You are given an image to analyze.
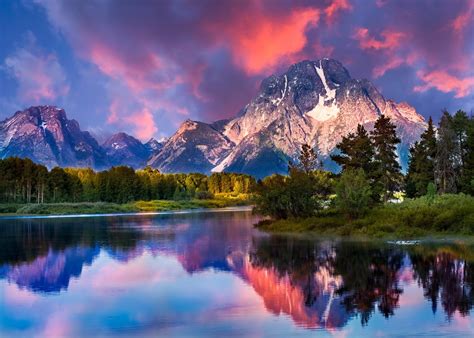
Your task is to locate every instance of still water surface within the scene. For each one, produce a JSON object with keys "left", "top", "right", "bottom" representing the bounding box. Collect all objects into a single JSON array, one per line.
[{"left": 1, "top": 207, "right": 473, "bottom": 337}]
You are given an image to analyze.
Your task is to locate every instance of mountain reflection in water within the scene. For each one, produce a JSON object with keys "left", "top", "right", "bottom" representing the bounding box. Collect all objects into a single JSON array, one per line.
[{"left": 1, "top": 209, "right": 474, "bottom": 336}]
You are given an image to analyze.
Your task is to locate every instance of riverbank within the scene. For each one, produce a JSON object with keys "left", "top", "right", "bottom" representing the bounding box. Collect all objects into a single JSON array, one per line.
[
  {"left": 256, "top": 194, "right": 474, "bottom": 238},
  {"left": 0, "top": 194, "right": 253, "bottom": 216}
]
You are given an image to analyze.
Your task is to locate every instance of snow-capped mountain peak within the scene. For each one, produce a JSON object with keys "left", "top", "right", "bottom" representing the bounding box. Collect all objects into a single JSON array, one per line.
[{"left": 0, "top": 59, "right": 427, "bottom": 178}]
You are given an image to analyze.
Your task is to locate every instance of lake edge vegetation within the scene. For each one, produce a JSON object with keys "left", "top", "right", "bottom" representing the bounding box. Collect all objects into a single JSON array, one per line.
[
  {"left": 255, "top": 110, "right": 474, "bottom": 238},
  {"left": 1, "top": 110, "right": 473, "bottom": 231},
  {"left": 0, "top": 161, "right": 256, "bottom": 215}
]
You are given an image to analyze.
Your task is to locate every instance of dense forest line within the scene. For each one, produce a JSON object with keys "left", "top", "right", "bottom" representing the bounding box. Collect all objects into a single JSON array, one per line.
[
  {"left": 255, "top": 110, "right": 474, "bottom": 230},
  {"left": 0, "top": 159, "right": 256, "bottom": 204}
]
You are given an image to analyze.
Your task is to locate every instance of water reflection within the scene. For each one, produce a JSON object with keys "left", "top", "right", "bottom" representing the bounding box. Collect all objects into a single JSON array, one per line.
[
  {"left": 1, "top": 210, "right": 474, "bottom": 336},
  {"left": 411, "top": 246, "right": 474, "bottom": 318}
]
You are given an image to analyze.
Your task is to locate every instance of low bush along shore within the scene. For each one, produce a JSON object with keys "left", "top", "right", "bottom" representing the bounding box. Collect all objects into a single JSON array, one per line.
[
  {"left": 0, "top": 194, "right": 253, "bottom": 216},
  {"left": 256, "top": 194, "right": 474, "bottom": 238}
]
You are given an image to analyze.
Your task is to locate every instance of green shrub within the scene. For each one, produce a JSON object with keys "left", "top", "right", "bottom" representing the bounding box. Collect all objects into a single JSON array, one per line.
[
  {"left": 257, "top": 194, "right": 474, "bottom": 238},
  {"left": 254, "top": 169, "right": 333, "bottom": 219},
  {"left": 334, "top": 169, "right": 372, "bottom": 219}
]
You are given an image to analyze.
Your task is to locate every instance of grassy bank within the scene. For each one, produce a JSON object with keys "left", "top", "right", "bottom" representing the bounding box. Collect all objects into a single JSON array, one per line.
[
  {"left": 256, "top": 194, "right": 474, "bottom": 238},
  {"left": 0, "top": 193, "right": 253, "bottom": 216}
]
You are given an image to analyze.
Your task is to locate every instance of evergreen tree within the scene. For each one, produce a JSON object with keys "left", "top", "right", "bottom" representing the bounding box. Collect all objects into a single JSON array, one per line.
[
  {"left": 435, "top": 111, "right": 458, "bottom": 193},
  {"left": 452, "top": 110, "right": 469, "bottom": 169},
  {"left": 294, "top": 143, "right": 318, "bottom": 173},
  {"left": 405, "top": 117, "right": 437, "bottom": 197},
  {"left": 460, "top": 115, "right": 474, "bottom": 193},
  {"left": 371, "top": 115, "right": 402, "bottom": 202},
  {"left": 331, "top": 124, "right": 375, "bottom": 174}
]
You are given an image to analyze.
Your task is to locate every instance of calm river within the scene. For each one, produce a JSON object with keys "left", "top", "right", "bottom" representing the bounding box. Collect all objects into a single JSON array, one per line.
[{"left": 1, "top": 207, "right": 473, "bottom": 337}]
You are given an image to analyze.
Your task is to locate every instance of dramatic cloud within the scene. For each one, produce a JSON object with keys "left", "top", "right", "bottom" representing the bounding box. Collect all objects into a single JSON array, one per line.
[
  {"left": 206, "top": 7, "right": 320, "bottom": 75},
  {"left": 353, "top": 28, "right": 405, "bottom": 51},
  {"left": 372, "top": 56, "right": 404, "bottom": 78},
  {"left": 2, "top": 33, "right": 69, "bottom": 104},
  {"left": 325, "top": 0, "right": 352, "bottom": 25},
  {"left": 348, "top": 1, "right": 474, "bottom": 105},
  {"left": 124, "top": 108, "right": 159, "bottom": 141},
  {"left": 414, "top": 70, "right": 474, "bottom": 98},
  {"left": 452, "top": 0, "right": 474, "bottom": 33},
  {"left": 0, "top": 0, "right": 471, "bottom": 139}
]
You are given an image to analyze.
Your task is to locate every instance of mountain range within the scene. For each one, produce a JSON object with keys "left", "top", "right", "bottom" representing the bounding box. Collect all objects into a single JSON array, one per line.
[{"left": 0, "top": 59, "right": 427, "bottom": 177}]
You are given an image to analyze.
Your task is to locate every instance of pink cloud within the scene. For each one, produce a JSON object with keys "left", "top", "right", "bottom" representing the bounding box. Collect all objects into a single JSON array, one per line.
[
  {"left": 207, "top": 6, "right": 320, "bottom": 75},
  {"left": 33, "top": 0, "right": 473, "bottom": 131},
  {"left": 325, "top": 0, "right": 352, "bottom": 25},
  {"left": 452, "top": 1, "right": 474, "bottom": 33},
  {"left": 354, "top": 27, "right": 406, "bottom": 50},
  {"left": 124, "top": 108, "right": 158, "bottom": 141},
  {"left": 373, "top": 55, "right": 405, "bottom": 77},
  {"left": 372, "top": 51, "right": 420, "bottom": 78},
  {"left": 106, "top": 91, "right": 190, "bottom": 140},
  {"left": 107, "top": 98, "right": 120, "bottom": 124},
  {"left": 107, "top": 97, "right": 159, "bottom": 140},
  {"left": 88, "top": 42, "right": 185, "bottom": 94},
  {"left": 3, "top": 33, "right": 69, "bottom": 103},
  {"left": 414, "top": 70, "right": 474, "bottom": 98}
]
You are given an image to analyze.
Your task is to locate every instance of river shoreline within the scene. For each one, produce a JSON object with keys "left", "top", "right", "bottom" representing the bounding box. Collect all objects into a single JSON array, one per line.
[
  {"left": 0, "top": 205, "right": 254, "bottom": 220},
  {"left": 0, "top": 199, "right": 253, "bottom": 218},
  {"left": 256, "top": 194, "right": 474, "bottom": 239}
]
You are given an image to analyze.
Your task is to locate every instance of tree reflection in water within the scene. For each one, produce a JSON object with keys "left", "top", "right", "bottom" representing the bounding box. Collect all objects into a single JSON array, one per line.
[
  {"left": 410, "top": 245, "right": 474, "bottom": 319},
  {"left": 1, "top": 214, "right": 474, "bottom": 329},
  {"left": 249, "top": 236, "right": 474, "bottom": 327}
]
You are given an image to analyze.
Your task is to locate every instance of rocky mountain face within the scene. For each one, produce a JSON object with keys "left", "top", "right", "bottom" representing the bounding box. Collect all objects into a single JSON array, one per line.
[
  {"left": 0, "top": 106, "right": 108, "bottom": 169},
  {"left": 152, "top": 59, "right": 426, "bottom": 177},
  {"left": 102, "top": 132, "right": 150, "bottom": 168},
  {"left": 0, "top": 59, "right": 427, "bottom": 177},
  {"left": 148, "top": 119, "right": 233, "bottom": 173},
  {"left": 144, "top": 138, "right": 164, "bottom": 154}
]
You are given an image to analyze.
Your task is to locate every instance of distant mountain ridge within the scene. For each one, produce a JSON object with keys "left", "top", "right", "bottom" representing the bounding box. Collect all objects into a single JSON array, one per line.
[
  {"left": 150, "top": 59, "right": 426, "bottom": 177},
  {"left": 0, "top": 106, "right": 108, "bottom": 169},
  {"left": 0, "top": 59, "right": 427, "bottom": 177},
  {"left": 102, "top": 132, "right": 150, "bottom": 168},
  {"left": 0, "top": 106, "right": 163, "bottom": 169}
]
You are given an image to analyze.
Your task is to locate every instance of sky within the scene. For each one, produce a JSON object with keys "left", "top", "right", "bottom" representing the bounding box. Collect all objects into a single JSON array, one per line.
[{"left": 0, "top": 0, "right": 473, "bottom": 142}]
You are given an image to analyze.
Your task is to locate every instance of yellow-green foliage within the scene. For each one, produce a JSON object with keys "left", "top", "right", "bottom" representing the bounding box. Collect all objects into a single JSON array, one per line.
[
  {"left": 130, "top": 195, "right": 251, "bottom": 212},
  {"left": 1, "top": 194, "right": 253, "bottom": 215},
  {"left": 0, "top": 158, "right": 257, "bottom": 205},
  {"left": 14, "top": 202, "right": 136, "bottom": 215}
]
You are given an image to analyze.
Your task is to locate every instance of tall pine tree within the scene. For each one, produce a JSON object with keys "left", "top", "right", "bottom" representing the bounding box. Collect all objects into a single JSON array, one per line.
[
  {"left": 460, "top": 114, "right": 474, "bottom": 193},
  {"left": 290, "top": 143, "right": 319, "bottom": 173},
  {"left": 405, "top": 117, "right": 437, "bottom": 197},
  {"left": 331, "top": 124, "right": 375, "bottom": 175},
  {"left": 435, "top": 111, "right": 458, "bottom": 193},
  {"left": 452, "top": 110, "right": 469, "bottom": 170},
  {"left": 371, "top": 115, "right": 402, "bottom": 202}
]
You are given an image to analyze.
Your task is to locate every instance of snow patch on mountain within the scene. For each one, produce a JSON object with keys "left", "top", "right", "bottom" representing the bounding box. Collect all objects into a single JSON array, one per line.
[
  {"left": 307, "top": 61, "right": 339, "bottom": 122},
  {"left": 212, "top": 152, "right": 234, "bottom": 172},
  {"left": 306, "top": 97, "right": 339, "bottom": 122},
  {"left": 315, "top": 60, "right": 336, "bottom": 100},
  {"left": 271, "top": 75, "right": 287, "bottom": 106}
]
